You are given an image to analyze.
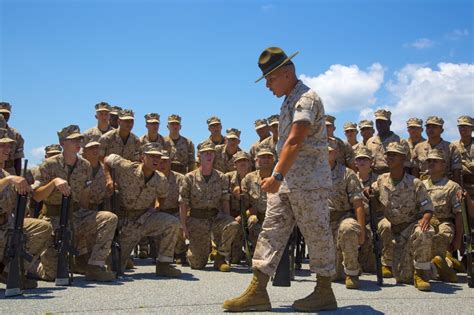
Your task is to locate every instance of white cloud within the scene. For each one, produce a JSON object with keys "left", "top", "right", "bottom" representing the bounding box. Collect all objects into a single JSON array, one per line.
[
  {"left": 404, "top": 38, "right": 435, "bottom": 50},
  {"left": 384, "top": 62, "right": 474, "bottom": 140},
  {"left": 446, "top": 29, "right": 470, "bottom": 40},
  {"left": 300, "top": 63, "right": 384, "bottom": 113},
  {"left": 31, "top": 146, "right": 45, "bottom": 158}
]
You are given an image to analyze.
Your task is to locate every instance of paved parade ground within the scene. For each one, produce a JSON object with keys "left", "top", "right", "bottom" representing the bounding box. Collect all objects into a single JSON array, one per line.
[{"left": 1, "top": 259, "right": 473, "bottom": 314}]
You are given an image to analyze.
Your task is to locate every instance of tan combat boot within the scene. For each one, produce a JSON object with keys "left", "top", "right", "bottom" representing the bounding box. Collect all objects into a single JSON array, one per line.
[
  {"left": 85, "top": 265, "right": 116, "bottom": 282},
  {"left": 413, "top": 269, "right": 431, "bottom": 291},
  {"left": 292, "top": 275, "right": 338, "bottom": 312},
  {"left": 214, "top": 254, "right": 231, "bottom": 272},
  {"left": 156, "top": 262, "right": 182, "bottom": 278},
  {"left": 382, "top": 265, "right": 393, "bottom": 278},
  {"left": 432, "top": 256, "right": 458, "bottom": 283},
  {"left": 446, "top": 251, "right": 466, "bottom": 273},
  {"left": 222, "top": 269, "right": 271, "bottom": 312},
  {"left": 125, "top": 258, "right": 134, "bottom": 270},
  {"left": 345, "top": 275, "right": 359, "bottom": 289},
  {"left": 71, "top": 255, "right": 88, "bottom": 275}
]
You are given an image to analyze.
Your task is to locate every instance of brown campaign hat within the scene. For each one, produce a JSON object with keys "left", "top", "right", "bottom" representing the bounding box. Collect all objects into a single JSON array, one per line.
[
  {"left": 425, "top": 116, "right": 444, "bottom": 126},
  {"left": 325, "top": 115, "right": 336, "bottom": 126},
  {"left": 233, "top": 151, "right": 251, "bottom": 162},
  {"left": 0, "top": 102, "right": 12, "bottom": 114},
  {"left": 457, "top": 115, "right": 473, "bottom": 127},
  {"left": 142, "top": 142, "right": 162, "bottom": 155},
  {"left": 226, "top": 128, "right": 241, "bottom": 140},
  {"left": 145, "top": 113, "right": 160, "bottom": 123},
  {"left": 406, "top": 117, "right": 423, "bottom": 128},
  {"left": 95, "top": 102, "right": 111, "bottom": 112},
  {"left": 0, "top": 128, "right": 15, "bottom": 143},
  {"left": 358, "top": 119, "right": 374, "bottom": 129},
  {"left": 343, "top": 122, "right": 357, "bottom": 131},
  {"left": 374, "top": 109, "right": 391, "bottom": 121},
  {"left": 45, "top": 144, "right": 62, "bottom": 154},
  {"left": 256, "top": 47, "right": 299, "bottom": 83},
  {"left": 58, "top": 125, "right": 83, "bottom": 141},
  {"left": 267, "top": 114, "right": 280, "bottom": 126},
  {"left": 385, "top": 142, "right": 407, "bottom": 156},
  {"left": 207, "top": 116, "right": 221, "bottom": 126},
  {"left": 168, "top": 114, "right": 182, "bottom": 124},
  {"left": 119, "top": 109, "right": 135, "bottom": 120},
  {"left": 426, "top": 149, "right": 445, "bottom": 161},
  {"left": 354, "top": 146, "right": 373, "bottom": 159},
  {"left": 254, "top": 119, "right": 268, "bottom": 130}
]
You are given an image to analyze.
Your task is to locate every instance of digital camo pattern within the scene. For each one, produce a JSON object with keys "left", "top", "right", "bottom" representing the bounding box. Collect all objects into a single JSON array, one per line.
[
  {"left": 160, "top": 171, "right": 184, "bottom": 211},
  {"left": 4, "top": 126, "right": 24, "bottom": 174},
  {"left": 366, "top": 132, "right": 411, "bottom": 174},
  {"left": 0, "top": 169, "right": 16, "bottom": 218},
  {"left": 99, "top": 128, "right": 142, "bottom": 162},
  {"left": 164, "top": 135, "right": 196, "bottom": 173},
  {"left": 451, "top": 138, "right": 473, "bottom": 195},
  {"left": 372, "top": 173, "right": 433, "bottom": 226},
  {"left": 89, "top": 163, "right": 107, "bottom": 207},
  {"left": 257, "top": 135, "right": 277, "bottom": 158},
  {"left": 412, "top": 139, "right": 462, "bottom": 178},
  {"left": 197, "top": 136, "right": 225, "bottom": 152},
  {"left": 241, "top": 170, "right": 268, "bottom": 217},
  {"left": 277, "top": 80, "right": 332, "bottom": 192},
  {"left": 83, "top": 125, "right": 114, "bottom": 144},
  {"left": 213, "top": 144, "right": 242, "bottom": 174},
  {"left": 328, "top": 163, "right": 363, "bottom": 216},
  {"left": 139, "top": 133, "right": 166, "bottom": 148},
  {"left": 106, "top": 154, "right": 168, "bottom": 214},
  {"left": 328, "top": 136, "right": 354, "bottom": 167},
  {"left": 333, "top": 217, "right": 362, "bottom": 278},
  {"left": 407, "top": 136, "right": 426, "bottom": 157},
  {"left": 179, "top": 168, "right": 229, "bottom": 210},
  {"left": 225, "top": 170, "right": 250, "bottom": 217}
]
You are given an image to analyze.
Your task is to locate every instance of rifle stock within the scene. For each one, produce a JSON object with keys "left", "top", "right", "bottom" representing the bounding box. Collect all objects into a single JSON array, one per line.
[
  {"left": 110, "top": 169, "right": 123, "bottom": 278},
  {"left": 368, "top": 194, "right": 383, "bottom": 286},
  {"left": 55, "top": 195, "right": 73, "bottom": 286}
]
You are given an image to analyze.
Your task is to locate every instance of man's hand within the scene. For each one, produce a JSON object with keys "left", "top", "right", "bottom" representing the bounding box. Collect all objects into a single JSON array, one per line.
[
  {"left": 232, "top": 186, "right": 241, "bottom": 199},
  {"left": 8, "top": 175, "right": 31, "bottom": 195},
  {"left": 106, "top": 179, "right": 114, "bottom": 195},
  {"left": 54, "top": 178, "right": 71, "bottom": 196},
  {"left": 235, "top": 215, "right": 241, "bottom": 224},
  {"left": 418, "top": 212, "right": 432, "bottom": 232},
  {"left": 261, "top": 176, "right": 281, "bottom": 193}
]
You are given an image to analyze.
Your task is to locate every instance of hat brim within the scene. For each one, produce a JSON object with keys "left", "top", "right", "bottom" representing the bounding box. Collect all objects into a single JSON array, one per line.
[
  {"left": 255, "top": 51, "right": 299, "bottom": 83},
  {"left": 0, "top": 109, "right": 11, "bottom": 114},
  {"left": 168, "top": 120, "right": 181, "bottom": 124},
  {"left": 96, "top": 109, "right": 110, "bottom": 112},
  {"left": 84, "top": 141, "right": 100, "bottom": 148},
  {"left": 426, "top": 156, "right": 445, "bottom": 161},
  {"left": 144, "top": 151, "right": 162, "bottom": 156},
  {"left": 110, "top": 111, "right": 119, "bottom": 115},
  {"left": 425, "top": 123, "right": 443, "bottom": 127},
  {"left": 46, "top": 150, "right": 62, "bottom": 154},
  {"left": 64, "top": 133, "right": 84, "bottom": 141},
  {"left": 355, "top": 154, "right": 372, "bottom": 159},
  {"left": 226, "top": 135, "right": 240, "bottom": 140},
  {"left": 344, "top": 127, "right": 357, "bottom": 131},
  {"left": 375, "top": 116, "right": 390, "bottom": 121},
  {"left": 458, "top": 122, "right": 473, "bottom": 127},
  {"left": 199, "top": 148, "right": 215, "bottom": 153},
  {"left": 0, "top": 138, "right": 15, "bottom": 143},
  {"left": 146, "top": 119, "right": 160, "bottom": 124},
  {"left": 385, "top": 150, "right": 406, "bottom": 155},
  {"left": 268, "top": 121, "right": 279, "bottom": 126},
  {"left": 119, "top": 116, "right": 135, "bottom": 120},
  {"left": 257, "top": 152, "right": 274, "bottom": 157},
  {"left": 255, "top": 125, "right": 268, "bottom": 130},
  {"left": 359, "top": 125, "right": 373, "bottom": 129},
  {"left": 208, "top": 122, "right": 221, "bottom": 126},
  {"left": 407, "top": 124, "right": 422, "bottom": 128}
]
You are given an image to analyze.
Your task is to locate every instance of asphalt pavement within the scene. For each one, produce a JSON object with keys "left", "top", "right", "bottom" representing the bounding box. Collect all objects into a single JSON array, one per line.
[{"left": 1, "top": 259, "right": 473, "bottom": 314}]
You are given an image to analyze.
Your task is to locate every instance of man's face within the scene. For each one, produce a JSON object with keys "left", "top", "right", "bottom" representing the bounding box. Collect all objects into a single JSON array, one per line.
[
  {"left": 385, "top": 152, "right": 405, "bottom": 169},
  {"left": 199, "top": 151, "right": 215, "bottom": 164},
  {"left": 426, "top": 124, "right": 443, "bottom": 139},
  {"left": 256, "top": 126, "right": 270, "bottom": 139},
  {"left": 256, "top": 154, "right": 274, "bottom": 170},
  {"left": 355, "top": 157, "right": 372, "bottom": 171},
  {"left": 95, "top": 111, "right": 110, "bottom": 124},
  {"left": 119, "top": 119, "right": 134, "bottom": 133},
  {"left": 427, "top": 159, "right": 445, "bottom": 176},
  {"left": 109, "top": 114, "right": 119, "bottom": 128},
  {"left": 0, "top": 143, "right": 12, "bottom": 161},
  {"left": 326, "top": 124, "right": 335, "bottom": 137},
  {"left": 458, "top": 125, "right": 473, "bottom": 138},
  {"left": 360, "top": 127, "right": 374, "bottom": 141},
  {"left": 83, "top": 145, "right": 100, "bottom": 161},
  {"left": 208, "top": 123, "right": 222, "bottom": 136},
  {"left": 2, "top": 113, "right": 10, "bottom": 122},
  {"left": 344, "top": 129, "right": 357, "bottom": 141},
  {"left": 226, "top": 138, "right": 240, "bottom": 150},
  {"left": 235, "top": 159, "right": 251, "bottom": 174},
  {"left": 157, "top": 158, "right": 171, "bottom": 174},
  {"left": 407, "top": 126, "right": 423, "bottom": 139},
  {"left": 376, "top": 119, "right": 391, "bottom": 134},
  {"left": 167, "top": 122, "right": 181, "bottom": 134},
  {"left": 62, "top": 138, "right": 82, "bottom": 154},
  {"left": 264, "top": 68, "right": 289, "bottom": 98},
  {"left": 146, "top": 122, "right": 159, "bottom": 134},
  {"left": 269, "top": 124, "right": 279, "bottom": 135},
  {"left": 142, "top": 154, "right": 161, "bottom": 171}
]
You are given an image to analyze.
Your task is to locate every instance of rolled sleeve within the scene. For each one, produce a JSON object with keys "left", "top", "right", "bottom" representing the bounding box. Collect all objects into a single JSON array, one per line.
[
  {"left": 105, "top": 154, "right": 123, "bottom": 169},
  {"left": 293, "top": 96, "right": 315, "bottom": 123}
]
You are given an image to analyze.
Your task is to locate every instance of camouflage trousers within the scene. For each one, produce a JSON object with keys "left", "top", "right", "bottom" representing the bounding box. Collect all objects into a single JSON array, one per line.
[
  {"left": 386, "top": 222, "right": 434, "bottom": 283},
  {"left": 230, "top": 215, "right": 262, "bottom": 261},
  {"left": 155, "top": 212, "right": 187, "bottom": 256},
  {"left": 37, "top": 209, "right": 117, "bottom": 280},
  {"left": 377, "top": 218, "right": 394, "bottom": 268},
  {"left": 253, "top": 189, "right": 336, "bottom": 277},
  {"left": 331, "top": 217, "right": 361, "bottom": 279},
  {"left": 118, "top": 209, "right": 180, "bottom": 270},
  {"left": 187, "top": 213, "right": 239, "bottom": 269},
  {"left": 431, "top": 221, "right": 455, "bottom": 258},
  {"left": 0, "top": 218, "right": 52, "bottom": 273},
  {"left": 358, "top": 224, "right": 377, "bottom": 274}
]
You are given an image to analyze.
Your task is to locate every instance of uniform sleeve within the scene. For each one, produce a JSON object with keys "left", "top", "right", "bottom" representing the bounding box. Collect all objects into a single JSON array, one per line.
[
  {"left": 240, "top": 174, "right": 251, "bottom": 205},
  {"left": 33, "top": 160, "right": 52, "bottom": 191},
  {"left": 220, "top": 173, "right": 230, "bottom": 203},
  {"left": 346, "top": 170, "right": 364, "bottom": 203},
  {"left": 450, "top": 182, "right": 463, "bottom": 215},
  {"left": 344, "top": 142, "right": 355, "bottom": 165},
  {"left": 104, "top": 154, "right": 126, "bottom": 169},
  {"left": 98, "top": 134, "right": 108, "bottom": 158},
  {"left": 415, "top": 179, "right": 433, "bottom": 214},
  {"left": 178, "top": 174, "right": 192, "bottom": 206},
  {"left": 132, "top": 136, "right": 142, "bottom": 162},
  {"left": 14, "top": 131, "right": 25, "bottom": 159},
  {"left": 293, "top": 95, "right": 316, "bottom": 123},
  {"left": 449, "top": 143, "right": 462, "bottom": 171},
  {"left": 156, "top": 173, "right": 169, "bottom": 200},
  {"left": 187, "top": 140, "right": 196, "bottom": 170},
  {"left": 400, "top": 139, "right": 412, "bottom": 168}
]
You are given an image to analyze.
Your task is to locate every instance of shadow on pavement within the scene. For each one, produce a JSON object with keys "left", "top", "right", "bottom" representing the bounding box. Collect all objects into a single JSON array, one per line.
[
  {"left": 273, "top": 304, "right": 384, "bottom": 314},
  {"left": 1, "top": 286, "right": 66, "bottom": 300},
  {"left": 430, "top": 281, "right": 464, "bottom": 294}
]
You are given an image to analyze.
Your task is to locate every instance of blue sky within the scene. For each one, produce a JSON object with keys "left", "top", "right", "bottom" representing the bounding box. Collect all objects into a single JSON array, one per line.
[{"left": 1, "top": 0, "right": 473, "bottom": 165}]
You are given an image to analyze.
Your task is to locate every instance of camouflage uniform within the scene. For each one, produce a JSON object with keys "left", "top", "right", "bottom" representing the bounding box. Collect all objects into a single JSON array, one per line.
[
  {"left": 328, "top": 162, "right": 364, "bottom": 279},
  {"left": 105, "top": 153, "right": 180, "bottom": 269},
  {"left": 249, "top": 119, "right": 269, "bottom": 165},
  {"left": 405, "top": 118, "right": 426, "bottom": 157},
  {"left": 367, "top": 134, "right": 411, "bottom": 175},
  {"left": 164, "top": 115, "right": 196, "bottom": 174},
  {"left": 372, "top": 170, "right": 434, "bottom": 283},
  {"left": 413, "top": 144, "right": 462, "bottom": 180},
  {"left": 179, "top": 168, "right": 239, "bottom": 268},
  {"left": 214, "top": 129, "right": 242, "bottom": 174},
  {"left": 84, "top": 126, "right": 114, "bottom": 145},
  {"left": 0, "top": 161, "right": 52, "bottom": 274},
  {"left": 33, "top": 152, "right": 118, "bottom": 280},
  {"left": 452, "top": 116, "right": 474, "bottom": 196},
  {"left": 0, "top": 105, "right": 24, "bottom": 175},
  {"left": 197, "top": 116, "right": 225, "bottom": 151},
  {"left": 139, "top": 113, "right": 166, "bottom": 148},
  {"left": 326, "top": 115, "right": 355, "bottom": 168},
  {"left": 252, "top": 80, "right": 336, "bottom": 277}
]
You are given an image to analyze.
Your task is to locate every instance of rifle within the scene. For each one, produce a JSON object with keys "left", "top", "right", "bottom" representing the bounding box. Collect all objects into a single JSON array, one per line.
[
  {"left": 55, "top": 195, "right": 74, "bottom": 286},
  {"left": 368, "top": 192, "right": 383, "bottom": 286},
  {"left": 110, "top": 170, "right": 123, "bottom": 278},
  {"left": 5, "top": 159, "right": 32, "bottom": 297},
  {"left": 237, "top": 178, "right": 253, "bottom": 268},
  {"left": 460, "top": 192, "right": 473, "bottom": 288},
  {"left": 294, "top": 227, "right": 305, "bottom": 271}
]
